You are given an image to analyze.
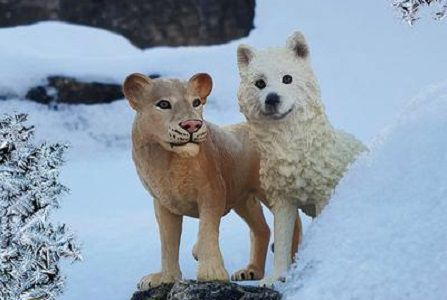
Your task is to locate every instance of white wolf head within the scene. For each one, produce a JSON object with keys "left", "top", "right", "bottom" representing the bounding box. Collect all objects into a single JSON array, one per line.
[{"left": 237, "top": 31, "right": 323, "bottom": 123}]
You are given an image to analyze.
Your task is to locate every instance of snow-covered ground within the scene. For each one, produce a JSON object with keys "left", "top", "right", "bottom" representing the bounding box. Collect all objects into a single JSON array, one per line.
[
  {"left": 0, "top": 1, "right": 446, "bottom": 299},
  {"left": 282, "top": 83, "right": 447, "bottom": 299}
]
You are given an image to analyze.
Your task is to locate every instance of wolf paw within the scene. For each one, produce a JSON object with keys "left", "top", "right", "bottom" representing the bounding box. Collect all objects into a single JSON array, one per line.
[
  {"left": 137, "top": 271, "right": 180, "bottom": 290},
  {"left": 258, "top": 275, "right": 285, "bottom": 288},
  {"left": 197, "top": 259, "right": 229, "bottom": 282},
  {"left": 231, "top": 264, "right": 264, "bottom": 281}
]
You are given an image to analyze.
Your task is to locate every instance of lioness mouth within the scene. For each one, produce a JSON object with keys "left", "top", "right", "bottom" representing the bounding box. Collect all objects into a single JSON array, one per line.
[
  {"left": 169, "top": 133, "right": 202, "bottom": 148},
  {"left": 169, "top": 141, "right": 199, "bottom": 148}
]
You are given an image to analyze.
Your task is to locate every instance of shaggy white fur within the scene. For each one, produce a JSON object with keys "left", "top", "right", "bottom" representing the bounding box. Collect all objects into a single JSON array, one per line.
[{"left": 237, "top": 31, "right": 366, "bottom": 285}]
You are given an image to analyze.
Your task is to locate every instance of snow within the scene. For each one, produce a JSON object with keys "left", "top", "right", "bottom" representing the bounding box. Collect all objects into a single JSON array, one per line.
[
  {"left": 0, "top": 0, "right": 446, "bottom": 299},
  {"left": 282, "top": 82, "right": 447, "bottom": 299}
]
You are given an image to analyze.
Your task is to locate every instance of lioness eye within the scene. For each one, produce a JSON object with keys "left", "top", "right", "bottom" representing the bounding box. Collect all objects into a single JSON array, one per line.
[
  {"left": 156, "top": 100, "right": 171, "bottom": 109},
  {"left": 192, "top": 99, "right": 201, "bottom": 107},
  {"left": 282, "top": 75, "right": 293, "bottom": 84},
  {"left": 255, "top": 79, "right": 266, "bottom": 89}
]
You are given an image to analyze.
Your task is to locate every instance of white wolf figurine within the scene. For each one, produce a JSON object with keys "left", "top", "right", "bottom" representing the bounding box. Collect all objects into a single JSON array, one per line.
[{"left": 236, "top": 31, "right": 367, "bottom": 286}]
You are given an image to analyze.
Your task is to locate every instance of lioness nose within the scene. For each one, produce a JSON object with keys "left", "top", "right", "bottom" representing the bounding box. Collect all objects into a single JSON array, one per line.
[
  {"left": 265, "top": 93, "right": 280, "bottom": 107},
  {"left": 179, "top": 119, "right": 203, "bottom": 133}
]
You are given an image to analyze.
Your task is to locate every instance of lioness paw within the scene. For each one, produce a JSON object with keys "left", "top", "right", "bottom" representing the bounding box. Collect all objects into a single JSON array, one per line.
[
  {"left": 197, "top": 260, "right": 229, "bottom": 282},
  {"left": 231, "top": 264, "right": 264, "bottom": 281},
  {"left": 137, "top": 272, "right": 180, "bottom": 290}
]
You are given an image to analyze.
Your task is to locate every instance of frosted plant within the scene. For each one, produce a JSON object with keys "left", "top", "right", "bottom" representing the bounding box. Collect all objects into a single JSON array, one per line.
[
  {"left": 392, "top": 0, "right": 447, "bottom": 24},
  {"left": 0, "top": 114, "right": 81, "bottom": 300}
]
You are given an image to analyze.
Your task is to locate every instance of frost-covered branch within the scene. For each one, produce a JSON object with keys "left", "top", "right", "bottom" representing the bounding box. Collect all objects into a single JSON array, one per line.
[
  {"left": 0, "top": 114, "right": 81, "bottom": 300},
  {"left": 392, "top": 0, "right": 447, "bottom": 24}
]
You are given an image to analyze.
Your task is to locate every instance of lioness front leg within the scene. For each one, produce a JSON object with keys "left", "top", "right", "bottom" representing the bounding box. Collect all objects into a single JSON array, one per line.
[
  {"left": 260, "top": 201, "right": 297, "bottom": 287},
  {"left": 138, "top": 199, "right": 182, "bottom": 290},
  {"left": 196, "top": 208, "right": 229, "bottom": 282}
]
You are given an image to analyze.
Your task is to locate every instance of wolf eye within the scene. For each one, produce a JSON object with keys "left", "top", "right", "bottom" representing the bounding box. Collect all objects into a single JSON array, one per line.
[
  {"left": 156, "top": 100, "right": 171, "bottom": 109},
  {"left": 255, "top": 79, "right": 266, "bottom": 89},
  {"left": 282, "top": 75, "right": 293, "bottom": 84},
  {"left": 192, "top": 98, "right": 201, "bottom": 107}
]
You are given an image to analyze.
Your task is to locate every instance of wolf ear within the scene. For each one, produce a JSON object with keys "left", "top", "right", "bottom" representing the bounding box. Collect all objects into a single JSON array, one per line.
[
  {"left": 188, "top": 73, "right": 213, "bottom": 103},
  {"left": 122, "top": 73, "right": 153, "bottom": 111},
  {"left": 237, "top": 44, "right": 256, "bottom": 73},
  {"left": 286, "top": 31, "right": 309, "bottom": 59}
]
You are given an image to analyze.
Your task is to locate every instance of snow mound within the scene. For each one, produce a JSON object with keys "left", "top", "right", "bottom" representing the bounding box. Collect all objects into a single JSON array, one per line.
[
  {"left": 0, "top": 22, "right": 144, "bottom": 97},
  {"left": 283, "top": 82, "right": 447, "bottom": 300},
  {"left": 0, "top": 21, "right": 139, "bottom": 58}
]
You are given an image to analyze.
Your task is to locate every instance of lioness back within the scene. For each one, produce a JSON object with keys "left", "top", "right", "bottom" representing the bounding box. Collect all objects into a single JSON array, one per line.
[{"left": 206, "top": 122, "right": 262, "bottom": 208}]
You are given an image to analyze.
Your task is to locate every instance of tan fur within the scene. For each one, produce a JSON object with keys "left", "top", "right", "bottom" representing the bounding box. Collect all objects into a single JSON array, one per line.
[{"left": 123, "top": 73, "right": 273, "bottom": 290}]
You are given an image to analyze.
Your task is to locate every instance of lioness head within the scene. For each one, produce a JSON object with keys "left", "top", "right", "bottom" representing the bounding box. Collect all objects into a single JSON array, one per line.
[
  {"left": 123, "top": 73, "right": 212, "bottom": 157},
  {"left": 237, "top": 31, "right": 322, "bottom": 123}
]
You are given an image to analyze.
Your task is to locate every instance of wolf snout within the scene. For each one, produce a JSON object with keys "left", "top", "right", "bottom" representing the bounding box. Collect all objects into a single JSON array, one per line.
[
  {"left": 179, "top": 119, "right": 203, "bottom": 133},
  {"left": 265, "top": 93, "right": 281, "bottom": 108}
]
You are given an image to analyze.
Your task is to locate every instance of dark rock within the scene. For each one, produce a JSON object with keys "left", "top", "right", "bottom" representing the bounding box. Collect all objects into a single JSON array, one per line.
[
  {"left": 130, "top": 280, "right": 281, "bottom": 300},
  {"left": 25, "top": 86, "right": 56, "bottom": 104},
  {"left": 130, "top": 283, "right": 174, "bottom": 300},
  {"left": 0, "top": 0, "right": 255, "bottom": 49},
  {"left": 25, "top": 76, "right": 123, "bottom": 105},
  {"left": 24, "top": 74, "right": 160, "bottom": 105}
]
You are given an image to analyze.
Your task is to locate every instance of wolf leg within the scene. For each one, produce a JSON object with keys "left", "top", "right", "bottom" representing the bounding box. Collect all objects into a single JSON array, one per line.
[{"left": 260, "top": 201, "right": 297, "bottom": 287}]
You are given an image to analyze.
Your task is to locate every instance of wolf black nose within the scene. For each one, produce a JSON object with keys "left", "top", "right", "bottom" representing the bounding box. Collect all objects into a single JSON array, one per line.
[{"left": 265, "top": 93, "right": 280, "bottom": 107}]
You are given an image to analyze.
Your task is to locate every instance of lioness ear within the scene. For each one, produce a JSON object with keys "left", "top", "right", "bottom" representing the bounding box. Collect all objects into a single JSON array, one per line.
[
  {"left": 188, "top": 73, "right": 213, "bottom": 103},
  {"left": 122, "top": 73, "right": 152, "bottom": 110},
  {"left": 286, "top": 31, "right": 309, "bottom": 59},
  {"left": 237, "top": 44, "right": 256, "bottom": 73}
]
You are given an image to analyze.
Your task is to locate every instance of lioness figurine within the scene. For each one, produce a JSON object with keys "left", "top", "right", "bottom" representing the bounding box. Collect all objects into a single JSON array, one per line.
[{"left": 123, "top": 73, "right": 272, "bottom": 290}]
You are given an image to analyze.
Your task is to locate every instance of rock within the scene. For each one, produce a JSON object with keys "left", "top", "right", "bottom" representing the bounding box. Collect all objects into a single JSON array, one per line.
[
  {"left": 24, "top": 74, "right": 160, "bottom": 105},
  {"left": 25, "top": 76, "right": 123, "bottom": 105},
  {"left": 130, "top": 283, "right": 174, "bottom": 300},
  {"left": 0, "top": 0, "right": 255, "bottom": 48},
  {"left": 130, "top": 280, "right": 281, "bottom": 300},
  {"left": 169, "top": 281, "right": 281, "bottom": 300}
]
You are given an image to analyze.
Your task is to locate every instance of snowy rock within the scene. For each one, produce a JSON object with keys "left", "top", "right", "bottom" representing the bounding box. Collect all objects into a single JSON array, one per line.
[
  {"left": 25, "top": 76, "right": 122, "bottom": 105},
  {"left": 130, "top": 281, "right": 281, "bottom": 300},
  {"left": 24, "top": 75, "right": 160, "bottom": 106},
  {"left": 0, "top": 0, "right": 255, "bottom": 48}
]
